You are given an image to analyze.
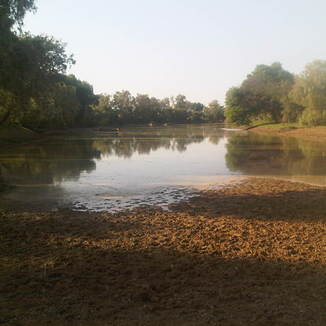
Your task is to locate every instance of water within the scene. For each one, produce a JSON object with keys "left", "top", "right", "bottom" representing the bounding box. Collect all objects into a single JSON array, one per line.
[{"left": 1, "top": 124, "right": 326, "bottom": 211}]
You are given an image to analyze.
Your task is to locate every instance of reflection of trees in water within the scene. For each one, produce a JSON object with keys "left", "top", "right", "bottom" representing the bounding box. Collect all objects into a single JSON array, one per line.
[
  {"left": 225, "top": 133, "right": 326, "bottom": 175},
  {"left": 0, "top": 125, "right": 226, "bottom": 187},
  {"left": 94, "top": 125, "right": 224, "bottom": 158},
  {"left": 92, "top": 137, "right": 203, "bottom": 158},
  {"left": 0, "top": 141, "right": 100, "bottom": 185},
  {"left": 3, "top": 125, "right": 326, "bottom": 189},
  {"left": 208, "top": 135, "right": 225, "bottom": 145}
]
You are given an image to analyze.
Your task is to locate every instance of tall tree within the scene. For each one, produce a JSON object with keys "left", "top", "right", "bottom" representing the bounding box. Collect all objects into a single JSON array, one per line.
[
  {"left": 0, "top": 0, "right": 36, "bottom": 29},
  {"left": 225, "top": 63, "right": 294, "bottom": 124},
  {"left": 204, "top": 100, "right": 224, "bottom": 122},
  {"left": 0, "top": 0, "right": 75, "bottom": 125},
  {"left": 225, "top": 87, "right": 252, "bottom": 125},
  {"left": 290, "top": 60, "right": 326, "bottom": 125},
  {"left": 112, "top": 91, "right": 135, "bottom": 123}
]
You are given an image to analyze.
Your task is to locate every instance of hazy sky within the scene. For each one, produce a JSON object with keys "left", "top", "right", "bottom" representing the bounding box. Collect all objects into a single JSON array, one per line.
[{"left": 25, "top": 0, "right": 326, "bottom": 104}]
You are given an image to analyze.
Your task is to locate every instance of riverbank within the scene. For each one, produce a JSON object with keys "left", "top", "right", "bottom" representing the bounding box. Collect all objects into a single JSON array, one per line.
[
  {"left": 0, "top": 126, "right": 98, "bottom": 145},
  {"left": 0, "top": 126, "right": 39, "bottom": 146},
  {"left": 248, "top": 123, "right": 326, "bottom": 142},
  {"left": 0, "top": 123, "right": 202, "bottom": 148},
  {"left": 0, "top": 126, "right": 121, "bottom": 153},
  {"left": 1, "top": 177, "right": 325, "bottom": 325}
]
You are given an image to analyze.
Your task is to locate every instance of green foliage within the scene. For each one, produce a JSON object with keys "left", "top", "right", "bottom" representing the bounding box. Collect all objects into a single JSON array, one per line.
[
  {"left": 281, "top": 100, "right": 304, "bottom": 123},
  {"left": 92, "top": 92, "right": 221, "bottom": 126},
  {"left": 203, "top": 100, "right": 224, "bottom": 122},
  {"left": 225, "top": 63, "right": 294, "bottom": 125},
  {"left": 225, "top": 87, "right": 251, "bottom": 125},
  {"left": 225, "top": 60, "right": 326, "bottom": 127},
  {"left": 19, "top": 75, "right": 98, "bottom": 129},
  {"left": 2, "top": 34, "right": 74, "bottom": 98},
  {"left": 290, "top": 61, "right": 326, "bottom": 110},
  {"left": 9, "top": 0, "right": 326, "bottom": 130},
  {"left": 0, "top": 0, "right": 80, "bottom": 128},
  {"left": 289, "top": 60, "right": 326, "bottom": 126},
  {"left": 299, "top": 109, "right": 326, "bottom": 126},
  {"left": 0, "top": 0, "right": 36, "bottom": 29},
  {"left": 242, "top": 62, "right": 294, "bottom": 98}
]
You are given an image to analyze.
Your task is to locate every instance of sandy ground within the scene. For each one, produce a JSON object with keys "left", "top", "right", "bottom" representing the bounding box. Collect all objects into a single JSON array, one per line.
[
  {"left": 1, "top": 178, "right": 326, "bottom": 325},
  {"left": 250, "top": 125, "right": 326, "bottom": 142}
]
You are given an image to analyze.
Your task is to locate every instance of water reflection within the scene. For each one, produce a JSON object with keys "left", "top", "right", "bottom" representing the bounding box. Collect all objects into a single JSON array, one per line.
[
  {"left": 0, "top": 141, "right": 99, "bottom": 185},
  {"left": 226, "top": 132, "right": 326, "bottom": 177},
  {"left": 92, "top": 125, "right": 220, "bottom": 158},
  {"left": 0, "top": 125, "right": 223, "bottom": 187},
  {"left": 1, "top": 124, "right": 326, "bottom": 211},
  {"left": 0, "top": 125, "right": 226, "bottom": 210}
]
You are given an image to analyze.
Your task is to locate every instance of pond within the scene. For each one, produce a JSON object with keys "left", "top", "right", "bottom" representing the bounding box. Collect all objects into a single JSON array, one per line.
[{"left": 1, "top": 124, "right": 326, "bottom": 211}]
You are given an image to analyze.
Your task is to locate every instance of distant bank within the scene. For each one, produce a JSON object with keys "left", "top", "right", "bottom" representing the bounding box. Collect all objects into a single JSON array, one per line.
[{"left": 246, "top": 123, "right": 326, "bottom": 142}]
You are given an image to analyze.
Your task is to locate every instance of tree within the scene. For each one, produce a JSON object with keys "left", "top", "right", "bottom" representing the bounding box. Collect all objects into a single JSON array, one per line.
[
  {"left": 134, "top": 94, "right": 158, "bottom": 123},
  {"left": 0, "top": 0, "right": 76, "bottom": 126},
  {"left": 0, "top": 0, "right": 37, "bottom": 91},
  {"left": 173, "top": 94, "right": 188, "bottom": 110},
  {"left": 289, "top": 60, "right": 326, "bottom": 125},
  {"left": 19, "top": 74, "right": 97, "bottom": 129},
  {"left": 65, "top": 75, "right": 97, "bottom": 125},
  {"left": 225, "top": 63, "right": 294, "bottom": 125},
  {"left": 242, "top": 62, "right": 294, "bottom": 122},
  {"left": 204, "top": 100, "right": 224, "bottom": 122},
  {"left": 92, "top": 94, "right": 118, "bottom": 126},
  {"left": 225, "top": 87, "right": 251, "bottom": 125},
  {"left": 171, "top": 94, "right": 191, "bottom": 122},
  {"left": 112, "top": 91, "right": 135, "bottom": 124},
  {"left": 0, "top": 34, "right": 75, "bottom": 125},
  {"left": 242, "top": 62, "right": 294, "bottom": 100},
  {"left": 0, "top": 0, "right": 36, "bottom": 29}
]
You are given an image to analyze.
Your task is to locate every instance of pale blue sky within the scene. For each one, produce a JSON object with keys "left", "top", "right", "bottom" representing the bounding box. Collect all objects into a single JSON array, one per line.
[{"left": 25, "top": 0, "right": 326, "bottom": 104}]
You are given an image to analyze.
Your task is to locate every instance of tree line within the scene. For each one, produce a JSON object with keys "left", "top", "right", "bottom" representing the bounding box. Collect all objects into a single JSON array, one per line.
[
  {"left": 225, "top": 61, "right": 326, "bottom": 126},
  {"left": 0, "top": 1, "right": 224, "bottom": 130},
  {"left": 2, "top": 1, "right": 326, "bottom": 130},
  {"left": 94, "top": 93, "right": 224, "bottom": 126}
]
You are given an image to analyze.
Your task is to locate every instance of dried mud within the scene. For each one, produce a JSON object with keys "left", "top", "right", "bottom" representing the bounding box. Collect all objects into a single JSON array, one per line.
[{"left": 1, "top": 178, "right": 326, "bottom": 325}]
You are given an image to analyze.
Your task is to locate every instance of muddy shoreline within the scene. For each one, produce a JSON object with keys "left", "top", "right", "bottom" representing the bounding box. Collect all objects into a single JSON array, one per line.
[
  {"left": 249, "top": 125, "right": 326, "bottom": 142},
  {"left": 1, "top": 177, "right": 325, "bottom": 325}
]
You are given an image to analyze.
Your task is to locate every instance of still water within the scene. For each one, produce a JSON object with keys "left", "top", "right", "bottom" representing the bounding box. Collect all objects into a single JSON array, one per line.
[{"left": 1, "top": 124, "right": 326, "bottom": 211}]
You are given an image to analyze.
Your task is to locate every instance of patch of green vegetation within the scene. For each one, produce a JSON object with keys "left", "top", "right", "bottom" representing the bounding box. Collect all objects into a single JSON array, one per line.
[
  {"left": 258, "top": 123, "right": 301, "bottom": 130},
  {"left": 225, "top": 61, "right": 326, "bottom": 127},
  {"left": 249, "top": 119, "right": 270, "bottom": 126}
]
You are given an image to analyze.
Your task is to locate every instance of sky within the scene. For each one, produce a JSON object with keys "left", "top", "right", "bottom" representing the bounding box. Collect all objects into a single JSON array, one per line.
[{"left": 25, "top": 0, "right": 326, "bottom": 104}]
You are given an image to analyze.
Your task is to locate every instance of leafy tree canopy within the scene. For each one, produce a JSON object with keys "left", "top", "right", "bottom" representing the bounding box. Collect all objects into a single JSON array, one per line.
[
  {"left": 225, "top": 63, "right": 294, "bottom": 125},
  {"left": 290, "top": 60, "right": 326, "bottom": 125},
  {"left": 0, "top": 0, "right": 36, "bottom": 31}
]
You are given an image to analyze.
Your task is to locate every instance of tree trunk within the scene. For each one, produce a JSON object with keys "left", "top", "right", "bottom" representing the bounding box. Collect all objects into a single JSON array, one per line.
[{"left": 244, "top": 122, "right": 278, "bottom": 130}]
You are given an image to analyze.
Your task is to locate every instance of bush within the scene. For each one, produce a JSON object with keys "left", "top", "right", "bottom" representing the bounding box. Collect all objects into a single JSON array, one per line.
[{"left": 299, "top": 109, "right": 326, "bottom": 126}]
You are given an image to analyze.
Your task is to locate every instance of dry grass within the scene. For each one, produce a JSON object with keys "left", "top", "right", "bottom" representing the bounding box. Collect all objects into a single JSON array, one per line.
[
  {"left": 251, "top": 125, "right": 326, "bottom": 142},
  {"left": 1, "top": 178, "right": 326, "bottom": 325}
]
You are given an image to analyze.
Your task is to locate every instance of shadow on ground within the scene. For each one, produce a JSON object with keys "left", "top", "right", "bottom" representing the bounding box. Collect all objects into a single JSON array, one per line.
[
  {"left": 1, "top": 178, "right": 326, "bottom": 325},
  {"left": 173, "top": 178, "right": 326, "bottom": 222}
]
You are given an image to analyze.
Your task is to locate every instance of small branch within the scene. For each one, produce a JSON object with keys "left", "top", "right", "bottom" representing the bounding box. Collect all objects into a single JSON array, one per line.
[{"left": 244, "top": 122, "right": 278, "bottom": 130}]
